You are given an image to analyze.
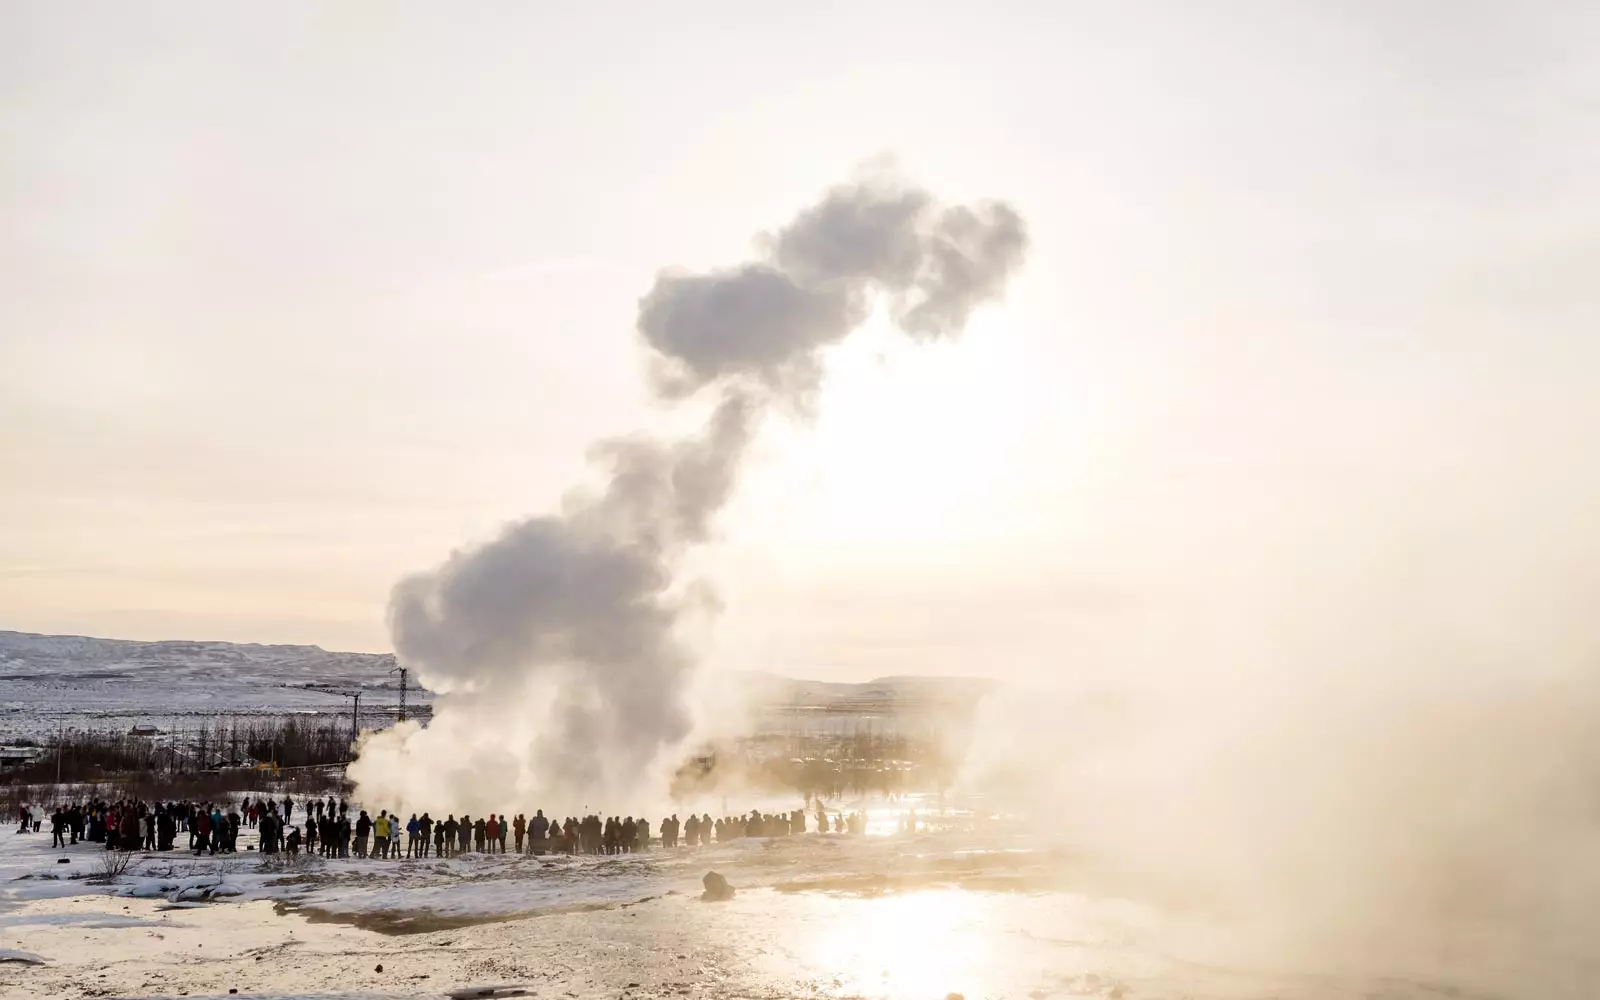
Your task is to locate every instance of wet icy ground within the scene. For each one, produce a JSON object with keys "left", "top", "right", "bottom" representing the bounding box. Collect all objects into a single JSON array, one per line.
[{"left": 2, "top": 816, "right": 1589, "bottom": 1000}]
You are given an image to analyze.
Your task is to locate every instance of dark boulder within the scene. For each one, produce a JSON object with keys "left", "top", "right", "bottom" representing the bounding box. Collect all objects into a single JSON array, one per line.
[{"left": 701, "top": 871, "right": 734, "bottom": 901}]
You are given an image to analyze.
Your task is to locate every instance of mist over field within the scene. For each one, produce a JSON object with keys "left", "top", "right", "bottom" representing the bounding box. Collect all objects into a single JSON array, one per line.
[{"left": 955, "top": 390, "right": 1600, "bottom": 990}]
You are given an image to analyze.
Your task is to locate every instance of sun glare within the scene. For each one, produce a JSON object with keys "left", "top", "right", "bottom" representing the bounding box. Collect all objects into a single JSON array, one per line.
[
  {"left": 751, "top": 323, "right": 1045, "bottom": 563},
  {"left": 809, "top": 889, "right": 991, "bottom": 1000}
]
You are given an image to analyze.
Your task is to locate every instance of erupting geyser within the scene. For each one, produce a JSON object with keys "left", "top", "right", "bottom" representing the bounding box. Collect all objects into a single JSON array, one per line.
[{"left": 350, "top": 169, "right": 1028, "bottom": 812}]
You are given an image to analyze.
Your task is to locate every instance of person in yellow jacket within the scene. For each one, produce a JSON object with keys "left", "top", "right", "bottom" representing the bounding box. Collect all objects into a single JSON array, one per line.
[{"left": 372, "top": 810, "right": 391, "bottom": 859}]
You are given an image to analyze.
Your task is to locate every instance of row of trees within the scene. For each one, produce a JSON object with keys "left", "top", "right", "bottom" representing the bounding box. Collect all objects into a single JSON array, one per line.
[
  {"left": 2, "top": 715, "right": 362, "bottom": 787},
  {"left": 9, "top": 705, "right": 968, "bottom": 803}
]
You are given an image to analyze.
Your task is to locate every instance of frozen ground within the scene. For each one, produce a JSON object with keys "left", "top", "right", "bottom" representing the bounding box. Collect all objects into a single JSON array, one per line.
[
  {"left": 0, "top": 630, "right": 421, "bottom": 739},
  {"left": 4, "top": 803, "right": 1587, "bottom": 1000}
]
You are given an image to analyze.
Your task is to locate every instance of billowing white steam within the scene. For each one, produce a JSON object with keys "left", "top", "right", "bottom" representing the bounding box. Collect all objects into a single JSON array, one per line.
[{"left": 350, "top": 171, "right": 1027, "bottom": 812}]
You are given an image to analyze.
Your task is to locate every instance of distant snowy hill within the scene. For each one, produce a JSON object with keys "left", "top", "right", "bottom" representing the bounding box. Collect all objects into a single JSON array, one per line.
[
  {"left": 0, "top": 630, "right": 398, "bottom": 680},
  {"left": 729, "top": 671, "right": 997, "bottom": 709},
  {"left": 0, "top": 630, "right": 415, "bottom": 738},
  {"left": 0, "top": 630, "right": 992, "bottom": 739}
]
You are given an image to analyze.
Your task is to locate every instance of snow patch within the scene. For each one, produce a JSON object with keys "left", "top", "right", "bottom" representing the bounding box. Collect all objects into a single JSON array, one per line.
[{"left": 0, "top": 948, "right": 45, "bottom": 964}]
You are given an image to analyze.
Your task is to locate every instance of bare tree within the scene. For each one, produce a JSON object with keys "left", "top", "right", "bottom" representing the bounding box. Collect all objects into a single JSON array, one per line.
[{"left": 94, "top": 850, "right": 136, "bottom": 883}]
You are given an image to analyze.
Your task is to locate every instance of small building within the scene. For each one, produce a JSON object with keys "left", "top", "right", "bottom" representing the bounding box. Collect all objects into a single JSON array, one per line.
[
  {"left": 0, "top": 746, "right": 46, "bottom": 768},
  {"left": 129, "top": 724, "right": 164, "bottom": 738},
  {"left": 147, "top": 744, "right": 260, "bottom": 772}
]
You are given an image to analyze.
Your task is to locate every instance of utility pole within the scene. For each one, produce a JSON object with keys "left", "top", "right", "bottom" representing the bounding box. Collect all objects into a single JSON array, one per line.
[
  {"left": 391, "top": 665, "right": 408, "bottom": 723},
  {"left": 346, "top": 691, "right": 361, "bottom": 748},
  {"left": 303, "top": 685, "right": 364, "bottom": 758}
]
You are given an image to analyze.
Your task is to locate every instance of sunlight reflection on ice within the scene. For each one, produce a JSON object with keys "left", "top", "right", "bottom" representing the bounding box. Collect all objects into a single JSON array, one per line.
[{"left": 809, "top": 889, "right": 989, "bottom": 1000}]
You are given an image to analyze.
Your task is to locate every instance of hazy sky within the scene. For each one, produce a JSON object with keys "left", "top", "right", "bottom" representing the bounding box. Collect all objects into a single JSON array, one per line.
[{"left": 3, "top": 2, "right": 1596, "bottom": 680}]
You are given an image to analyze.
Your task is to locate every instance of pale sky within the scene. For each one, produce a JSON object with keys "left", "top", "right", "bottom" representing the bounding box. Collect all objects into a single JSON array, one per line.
[{"left": 3, "top": 2, "right": 1597, "bottom": 681}]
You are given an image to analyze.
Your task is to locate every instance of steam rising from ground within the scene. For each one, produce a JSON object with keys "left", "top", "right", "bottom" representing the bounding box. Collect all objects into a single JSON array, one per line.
[
  {"left": 956, "top": 390, "right": 1600, "bottom": 993},
  {"left": 351, "top": 170, "right": 1027, "bottom": 813}
]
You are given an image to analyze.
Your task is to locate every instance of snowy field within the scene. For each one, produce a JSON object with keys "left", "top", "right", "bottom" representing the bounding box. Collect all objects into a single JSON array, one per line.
[
  {"left": 3, "top": 633, "right": 1588, "bottom": 999},
  {"left": 0, "top": 631, "right": 422, "bottom": 739},
  {"left": 4, "top": 800, "right": 1585, "bottom": 1000}
]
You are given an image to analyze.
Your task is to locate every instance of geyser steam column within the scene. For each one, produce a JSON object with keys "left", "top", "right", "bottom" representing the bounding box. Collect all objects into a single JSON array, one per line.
[{"left": 350, "top": 172, "right": 1028, "bottom": 813}]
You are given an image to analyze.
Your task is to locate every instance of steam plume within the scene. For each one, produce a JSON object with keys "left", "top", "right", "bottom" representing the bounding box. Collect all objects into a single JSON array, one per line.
[{"left": 351, "top": 171, "right": 1027, "bottom": 810}]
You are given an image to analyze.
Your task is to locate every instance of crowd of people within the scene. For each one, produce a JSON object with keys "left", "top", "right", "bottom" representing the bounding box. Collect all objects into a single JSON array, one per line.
[
  {"left": 17, "top": 796, "right": 874, "bottom": 858},
  {"left": 25, "top": 798, "right": 247, "bottom": 853}
]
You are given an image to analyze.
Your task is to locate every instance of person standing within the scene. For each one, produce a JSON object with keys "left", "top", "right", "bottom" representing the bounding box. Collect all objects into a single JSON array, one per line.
[
  {"left": 259, "top": 809, "right": 278, "bottom": 854},
  {"left": 192, "top": 809, "right": 210, "bottom": 855}
]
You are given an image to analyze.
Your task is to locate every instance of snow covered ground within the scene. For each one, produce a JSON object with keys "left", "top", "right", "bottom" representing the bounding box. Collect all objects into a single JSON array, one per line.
[
  {"left": 0, "top": 630, "right": 422, "bottom": 739},
  {"left": 4, "top": 802, "right": 1584, "bottom": 1000},
  {"left": 3, "top": 632, "right": 1587, "bottom": 998}
]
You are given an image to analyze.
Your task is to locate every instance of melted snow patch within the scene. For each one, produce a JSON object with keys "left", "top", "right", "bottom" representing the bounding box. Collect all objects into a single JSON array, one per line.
[{"left": 0, "top": 948, "right": 45, "bottom": 964}]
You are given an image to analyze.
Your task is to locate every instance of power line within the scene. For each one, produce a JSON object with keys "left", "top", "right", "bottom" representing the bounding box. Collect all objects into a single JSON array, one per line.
[
  {"left": 391, "top": 665, "right": 408, "bottom": 723},
  {"left": 302, "top": 685, "right": 363, "bottom": 749}
]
